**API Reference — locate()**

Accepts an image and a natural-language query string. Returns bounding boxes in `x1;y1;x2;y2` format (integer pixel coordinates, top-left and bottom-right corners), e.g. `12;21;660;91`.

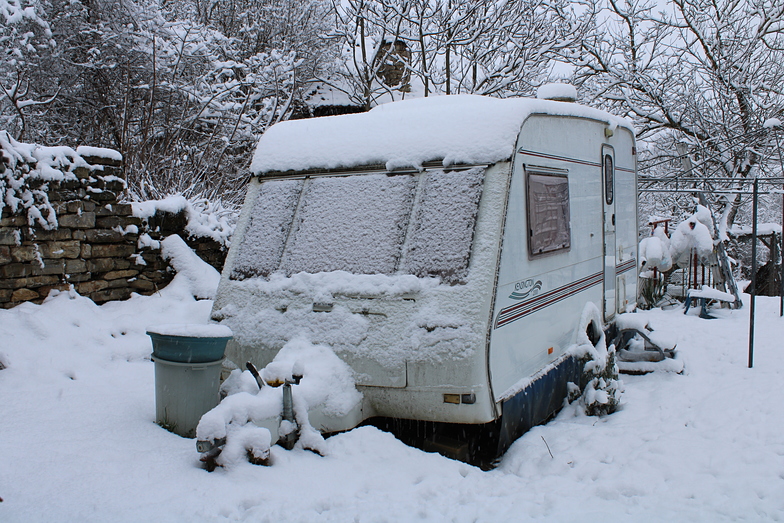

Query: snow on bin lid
146;323;233;338
250;94;631;175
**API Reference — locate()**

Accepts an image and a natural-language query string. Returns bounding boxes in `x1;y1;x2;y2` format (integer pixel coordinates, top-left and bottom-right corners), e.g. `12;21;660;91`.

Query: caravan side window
603;153;614;205
526;171;571;256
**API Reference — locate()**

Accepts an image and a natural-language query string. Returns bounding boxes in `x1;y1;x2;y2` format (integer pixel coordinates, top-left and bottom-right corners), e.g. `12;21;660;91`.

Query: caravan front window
282;174;416;275
231;179;303;279
526;171;571;256
230;168;486;283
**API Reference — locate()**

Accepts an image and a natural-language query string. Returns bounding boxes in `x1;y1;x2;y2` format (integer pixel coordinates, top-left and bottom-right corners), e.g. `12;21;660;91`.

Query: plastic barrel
153;357;223;438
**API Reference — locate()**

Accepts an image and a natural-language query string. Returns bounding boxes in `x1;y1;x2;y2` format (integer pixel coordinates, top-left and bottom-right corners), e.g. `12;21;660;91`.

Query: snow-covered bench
683;285;736;319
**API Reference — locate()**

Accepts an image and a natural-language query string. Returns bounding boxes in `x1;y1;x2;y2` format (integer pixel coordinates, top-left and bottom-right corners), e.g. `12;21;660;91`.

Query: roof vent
536;83;577;102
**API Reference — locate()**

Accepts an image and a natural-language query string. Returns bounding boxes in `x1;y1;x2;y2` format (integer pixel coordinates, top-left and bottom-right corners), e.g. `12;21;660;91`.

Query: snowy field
1;270;783;522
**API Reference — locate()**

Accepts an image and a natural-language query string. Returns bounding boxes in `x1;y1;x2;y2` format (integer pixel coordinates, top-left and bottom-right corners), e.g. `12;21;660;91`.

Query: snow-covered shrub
132;195;237;249
569;303;622;416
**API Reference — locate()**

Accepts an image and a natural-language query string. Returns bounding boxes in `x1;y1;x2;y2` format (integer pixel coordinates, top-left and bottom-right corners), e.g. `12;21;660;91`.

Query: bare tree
570;0;784;228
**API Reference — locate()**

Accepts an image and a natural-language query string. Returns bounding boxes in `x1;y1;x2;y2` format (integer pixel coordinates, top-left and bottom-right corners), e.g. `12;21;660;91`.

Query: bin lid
146;323;233;338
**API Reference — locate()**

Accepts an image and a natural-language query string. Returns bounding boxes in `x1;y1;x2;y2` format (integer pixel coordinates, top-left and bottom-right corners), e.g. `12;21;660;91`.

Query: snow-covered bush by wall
132;194;237;249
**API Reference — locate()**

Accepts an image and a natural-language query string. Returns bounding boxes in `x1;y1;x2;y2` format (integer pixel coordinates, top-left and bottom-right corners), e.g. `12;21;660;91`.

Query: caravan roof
250;94;633;176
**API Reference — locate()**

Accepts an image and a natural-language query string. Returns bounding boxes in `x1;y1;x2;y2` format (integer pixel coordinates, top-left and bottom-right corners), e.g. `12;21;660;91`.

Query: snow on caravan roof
250;94;632;175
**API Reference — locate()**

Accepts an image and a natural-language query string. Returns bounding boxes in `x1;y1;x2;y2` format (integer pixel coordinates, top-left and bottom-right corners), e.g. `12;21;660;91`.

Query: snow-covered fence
0;134;232;309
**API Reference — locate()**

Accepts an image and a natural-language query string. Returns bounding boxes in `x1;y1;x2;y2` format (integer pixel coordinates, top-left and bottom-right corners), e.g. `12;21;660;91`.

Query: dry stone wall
0;136;228;309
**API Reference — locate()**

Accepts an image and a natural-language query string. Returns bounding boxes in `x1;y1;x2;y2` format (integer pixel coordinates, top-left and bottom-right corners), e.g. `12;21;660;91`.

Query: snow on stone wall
0;134;233;308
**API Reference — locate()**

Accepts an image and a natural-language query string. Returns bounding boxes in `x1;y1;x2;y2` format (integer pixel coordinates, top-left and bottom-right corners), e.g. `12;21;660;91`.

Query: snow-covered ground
1;269;783;521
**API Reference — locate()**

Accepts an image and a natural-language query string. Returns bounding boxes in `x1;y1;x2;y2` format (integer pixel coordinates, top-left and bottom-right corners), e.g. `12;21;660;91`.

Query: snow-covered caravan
206;92;637;463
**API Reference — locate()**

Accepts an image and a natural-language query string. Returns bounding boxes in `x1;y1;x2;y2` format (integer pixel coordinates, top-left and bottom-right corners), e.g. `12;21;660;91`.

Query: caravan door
601;144;616;321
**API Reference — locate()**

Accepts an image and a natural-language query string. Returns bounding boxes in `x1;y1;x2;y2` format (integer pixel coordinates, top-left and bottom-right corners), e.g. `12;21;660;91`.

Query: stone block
11;288;39;301
30;228;72;241
82;155;122;168
104;269;139;281
0;277;27;289
10;245;37;262
48;189;84;201
0;228;20;245
147;210;188;235
65;259;87;273
0;288;12;301
99;179;126;193
87;190;118;202
91;287;132;303
58;212;95;229
76;280;109;294
96;215;142;229
72;230;86;241
80;244;92;258
130;279;156;291
86;229;125;243
106;278;130;289
90;244;136;258
114;203;134;216
41;241;81;259
26;275;60;287
0;216;26;227
87;258;116;273
73;166;92;179
0;246;10;264
64;273;91;283
139;269;171;283
66;200;96;213
31;259;66;276
61;179;82;190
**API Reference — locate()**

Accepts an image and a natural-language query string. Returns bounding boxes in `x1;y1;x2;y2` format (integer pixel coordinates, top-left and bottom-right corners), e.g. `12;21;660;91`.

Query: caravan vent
536;83;577;102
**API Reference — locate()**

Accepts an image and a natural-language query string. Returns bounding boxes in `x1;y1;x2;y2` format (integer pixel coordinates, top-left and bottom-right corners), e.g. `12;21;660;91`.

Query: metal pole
775;131;784;317
748;178;759;368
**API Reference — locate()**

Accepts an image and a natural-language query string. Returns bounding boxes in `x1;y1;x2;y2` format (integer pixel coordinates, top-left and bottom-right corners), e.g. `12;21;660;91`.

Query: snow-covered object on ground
196;337;363;467
250;94;632;174
763;117;783;128
688;285;736;303
132;195;236;247
161;234;221;300
670;209;715;265
0;132;119;229
639;235;673;272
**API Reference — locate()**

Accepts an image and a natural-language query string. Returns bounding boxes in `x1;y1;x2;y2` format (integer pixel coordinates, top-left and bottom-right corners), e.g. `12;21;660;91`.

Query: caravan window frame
525;168;571;257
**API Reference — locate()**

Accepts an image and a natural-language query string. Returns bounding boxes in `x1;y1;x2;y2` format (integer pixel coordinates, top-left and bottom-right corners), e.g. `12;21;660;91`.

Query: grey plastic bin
154;357;223;438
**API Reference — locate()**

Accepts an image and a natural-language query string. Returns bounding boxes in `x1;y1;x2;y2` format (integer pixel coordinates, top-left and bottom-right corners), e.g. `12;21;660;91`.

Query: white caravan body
211;94;637;448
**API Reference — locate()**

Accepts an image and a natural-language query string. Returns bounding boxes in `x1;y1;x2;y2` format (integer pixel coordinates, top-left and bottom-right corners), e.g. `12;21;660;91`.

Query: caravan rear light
548;347;554;355
443;394;460;404
443;393;476;404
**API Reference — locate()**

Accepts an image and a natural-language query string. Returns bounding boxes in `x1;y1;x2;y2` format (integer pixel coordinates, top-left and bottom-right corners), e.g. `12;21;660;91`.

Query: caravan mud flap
496;355;584;455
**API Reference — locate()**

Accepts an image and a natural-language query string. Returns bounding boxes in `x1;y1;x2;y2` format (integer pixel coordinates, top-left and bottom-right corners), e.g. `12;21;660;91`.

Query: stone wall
0;138;228;309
